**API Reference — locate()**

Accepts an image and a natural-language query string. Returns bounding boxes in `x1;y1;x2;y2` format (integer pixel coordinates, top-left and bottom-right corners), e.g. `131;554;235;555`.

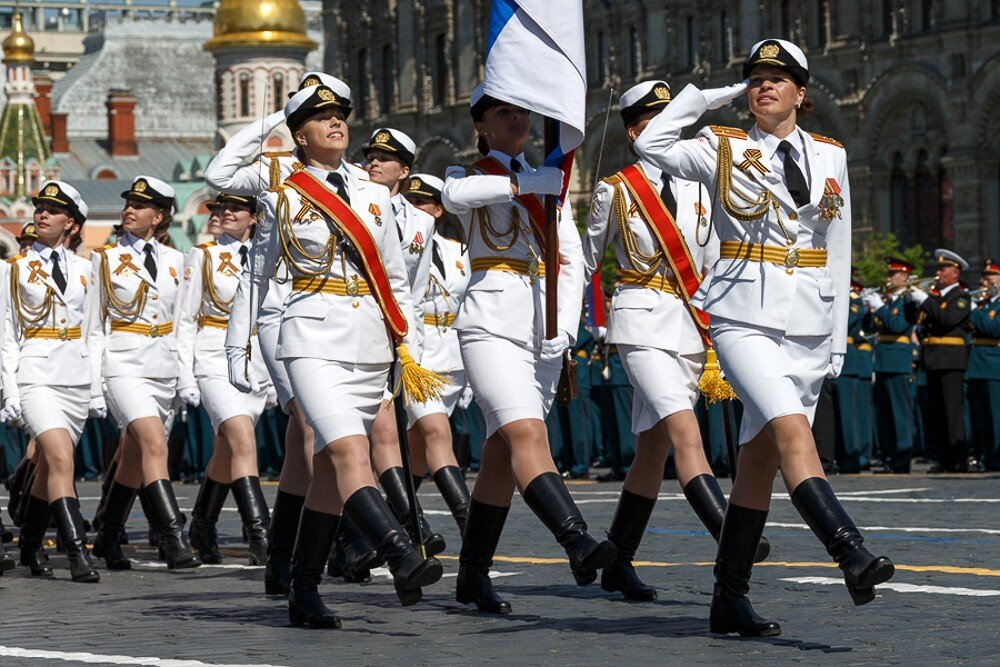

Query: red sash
284;169;409;342
474;157;548;253
615;164;711;345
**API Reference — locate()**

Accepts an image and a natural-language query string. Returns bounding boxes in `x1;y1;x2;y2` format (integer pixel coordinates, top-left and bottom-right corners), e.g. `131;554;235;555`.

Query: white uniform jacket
441;150;585;348
206;115;419;365
176;235;270;390
634;84;851;355
86;234;185;389
1;244;97;396
584;159;719;355
392;193;436;356
420;235;470;373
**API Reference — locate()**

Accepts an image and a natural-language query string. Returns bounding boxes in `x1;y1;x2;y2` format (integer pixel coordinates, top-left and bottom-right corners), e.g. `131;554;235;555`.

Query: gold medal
346;274;360;297
528;258;540;276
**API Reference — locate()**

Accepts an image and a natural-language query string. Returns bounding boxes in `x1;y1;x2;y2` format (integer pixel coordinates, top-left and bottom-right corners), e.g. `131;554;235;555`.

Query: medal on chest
26;260;49;285
169;266;179;285
738;148;769;178
369;203;383;227
113;253;141;277
819;178;844;220
409;230;425;255
455;259;466;277
217;252;240;277
695;202;709;227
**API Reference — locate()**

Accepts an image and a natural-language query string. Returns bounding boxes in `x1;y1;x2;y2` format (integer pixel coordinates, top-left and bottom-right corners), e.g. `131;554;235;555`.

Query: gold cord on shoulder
99;251;148;321
716;137;773;222
200;247;234;315
9;261;56;329
604;176;664;277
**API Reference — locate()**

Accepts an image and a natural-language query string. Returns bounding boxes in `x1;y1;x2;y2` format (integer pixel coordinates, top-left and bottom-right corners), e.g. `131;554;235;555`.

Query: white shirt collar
939;282;959;297
305;160;352;185
122;231;157;255
637;159;664;189
487;149;530;172
218;233;250;250
32;241;63;263
757;126;805;163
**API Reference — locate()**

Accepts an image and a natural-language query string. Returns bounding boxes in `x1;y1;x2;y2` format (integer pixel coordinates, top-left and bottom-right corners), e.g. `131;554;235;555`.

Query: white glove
226;345;260;393
862;292;884;311
704;80;749;110
179;387;201;407
88;395;107;419
264;110;287;133
1;397;21;423
265;384;279;409
540;331;571;362
516;167;563;196
910;288;929;305
827;353;845;379
458;386;474;410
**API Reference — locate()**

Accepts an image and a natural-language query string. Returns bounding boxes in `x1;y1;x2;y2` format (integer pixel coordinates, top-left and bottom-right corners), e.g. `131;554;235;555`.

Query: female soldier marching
208;79;444;628
1;181;100;582
635;39;893;636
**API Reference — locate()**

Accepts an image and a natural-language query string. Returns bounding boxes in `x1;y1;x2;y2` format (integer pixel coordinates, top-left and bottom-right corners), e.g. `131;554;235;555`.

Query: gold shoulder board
196;241;217;250
6;254;24;264
709;125;749;140
263;151;293;159
808;132;844;148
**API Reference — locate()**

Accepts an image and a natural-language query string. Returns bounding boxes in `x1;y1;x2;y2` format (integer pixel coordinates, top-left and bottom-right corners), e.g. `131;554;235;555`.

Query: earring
795;103;801;109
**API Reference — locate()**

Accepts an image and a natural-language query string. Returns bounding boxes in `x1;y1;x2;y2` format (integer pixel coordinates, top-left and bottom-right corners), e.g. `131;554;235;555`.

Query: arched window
629;25;642;77
595;30;608;83
815;0;830;48
719;11;731;63
921;0;933;32
913;150;941;247
380;44;394;114
433;34;448;107
272;72;284;113
882;0;894;36
238;72;251;118
889;153;908;239
357;49;369;118
686;16;698;68
780;0;792;37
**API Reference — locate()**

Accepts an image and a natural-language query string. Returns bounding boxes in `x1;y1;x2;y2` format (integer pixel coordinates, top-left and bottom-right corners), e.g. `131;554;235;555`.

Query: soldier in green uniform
967;259;1000;471
833;279;866;472
595;344;635;481
908;249;972;472
855;317;876;470
863;258;920;473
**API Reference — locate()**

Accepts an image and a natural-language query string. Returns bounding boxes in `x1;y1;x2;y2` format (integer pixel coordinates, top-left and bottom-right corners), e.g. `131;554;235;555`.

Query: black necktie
778;140;809;208
143;244;157;281
510;158;523;174
432;241;446;278
327;172;350;205
50;253;66;293
659;172;678;219
238;245;249;268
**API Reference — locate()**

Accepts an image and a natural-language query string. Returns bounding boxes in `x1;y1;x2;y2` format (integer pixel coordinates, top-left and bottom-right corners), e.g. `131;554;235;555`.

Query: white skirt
285;357;389;452
199;375;268;432
258;321;295;412
711;317;831;444
20;384;89;443
619;345;703;434
106;376;177;427
405;369;467;429
459;330;561;438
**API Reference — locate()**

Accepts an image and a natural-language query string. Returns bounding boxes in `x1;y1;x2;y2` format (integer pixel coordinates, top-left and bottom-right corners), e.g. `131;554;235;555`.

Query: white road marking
766;521;1000;535
837;487;930;495
129;560;262;571
573;495;1000;505
368;566;517;580
0;646;288;667
781;577;1000;597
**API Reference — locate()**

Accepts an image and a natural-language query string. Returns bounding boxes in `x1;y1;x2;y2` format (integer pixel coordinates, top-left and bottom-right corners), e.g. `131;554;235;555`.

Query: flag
483;0;586;194
586;273;607;328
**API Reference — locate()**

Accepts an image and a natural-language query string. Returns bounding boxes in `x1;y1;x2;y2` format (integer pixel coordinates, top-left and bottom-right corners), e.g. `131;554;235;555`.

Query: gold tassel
698;347;737;404
396;344;451;404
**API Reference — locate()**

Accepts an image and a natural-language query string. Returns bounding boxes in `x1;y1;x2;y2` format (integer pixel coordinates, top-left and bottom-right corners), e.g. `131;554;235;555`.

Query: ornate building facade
323;0;1000;268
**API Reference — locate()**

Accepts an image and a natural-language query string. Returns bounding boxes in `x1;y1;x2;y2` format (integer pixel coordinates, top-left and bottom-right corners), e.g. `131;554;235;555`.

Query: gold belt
199;315;229;330
619;270;677;294
857;344;873;351
292;276;371;296
110;321;174;338
424;313;456;327
471;257;546;278
575;349;589;359
879;335;911;345
24;326;81;341
923;336;966;346
719;241;827;268
972;338;1000;347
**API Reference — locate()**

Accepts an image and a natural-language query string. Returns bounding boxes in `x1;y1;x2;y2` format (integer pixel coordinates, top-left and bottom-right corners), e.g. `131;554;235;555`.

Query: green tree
853;232;930;288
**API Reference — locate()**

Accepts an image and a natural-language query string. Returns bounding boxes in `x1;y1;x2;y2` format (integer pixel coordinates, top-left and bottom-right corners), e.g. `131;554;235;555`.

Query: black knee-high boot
92;481;138;570
521;472;617;586
455;499;511;614
143;480;201;569
684;474;771;563
19;494;53;576
137;487;160;549
288;508;341;628
188;477;230;565
379;467;445;556
328;515;381;583
91;457;120;538
231;476;270;566
343;486;443;606
266;490;304;595
709;504;780;637
50;497;100;583
790;477;894;605
601;490;657;601
433;466;471;536
5;458;35;527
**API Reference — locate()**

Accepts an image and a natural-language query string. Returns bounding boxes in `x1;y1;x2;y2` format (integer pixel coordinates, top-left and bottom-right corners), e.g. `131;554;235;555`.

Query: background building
324;0;1000;270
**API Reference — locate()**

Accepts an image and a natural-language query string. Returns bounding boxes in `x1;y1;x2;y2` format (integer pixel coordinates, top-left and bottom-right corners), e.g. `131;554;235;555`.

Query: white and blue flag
483;0;586;184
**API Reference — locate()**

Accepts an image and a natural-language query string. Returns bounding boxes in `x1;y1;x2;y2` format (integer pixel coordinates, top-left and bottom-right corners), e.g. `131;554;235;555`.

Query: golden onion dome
2;13;35;65
204;0;317;53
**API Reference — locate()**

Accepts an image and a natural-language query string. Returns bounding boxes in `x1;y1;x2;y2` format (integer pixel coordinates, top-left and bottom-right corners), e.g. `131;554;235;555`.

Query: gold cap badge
410;177;422;189
653;85;670;101
759;43;780;60
134;179;148;193
43;184;59;197
317;88;334;101
375;130;391;144
302;76;320;88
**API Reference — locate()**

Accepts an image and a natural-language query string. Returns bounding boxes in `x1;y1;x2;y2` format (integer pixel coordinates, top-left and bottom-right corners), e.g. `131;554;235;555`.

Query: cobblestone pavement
2;470;999;666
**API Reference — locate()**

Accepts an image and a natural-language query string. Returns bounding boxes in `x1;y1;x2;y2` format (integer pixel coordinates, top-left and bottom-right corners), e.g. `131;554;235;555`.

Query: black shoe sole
848;558;895;606
71;571;101;583
398;557;443;591
289;606;342;629
709;621;782;637
423;534;446;557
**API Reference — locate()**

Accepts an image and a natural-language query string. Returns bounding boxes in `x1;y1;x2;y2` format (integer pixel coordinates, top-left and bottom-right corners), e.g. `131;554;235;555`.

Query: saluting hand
704;79;750;110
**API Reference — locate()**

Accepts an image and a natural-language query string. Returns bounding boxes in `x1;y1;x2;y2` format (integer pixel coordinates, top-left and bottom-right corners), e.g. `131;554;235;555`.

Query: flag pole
543;117;559;340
